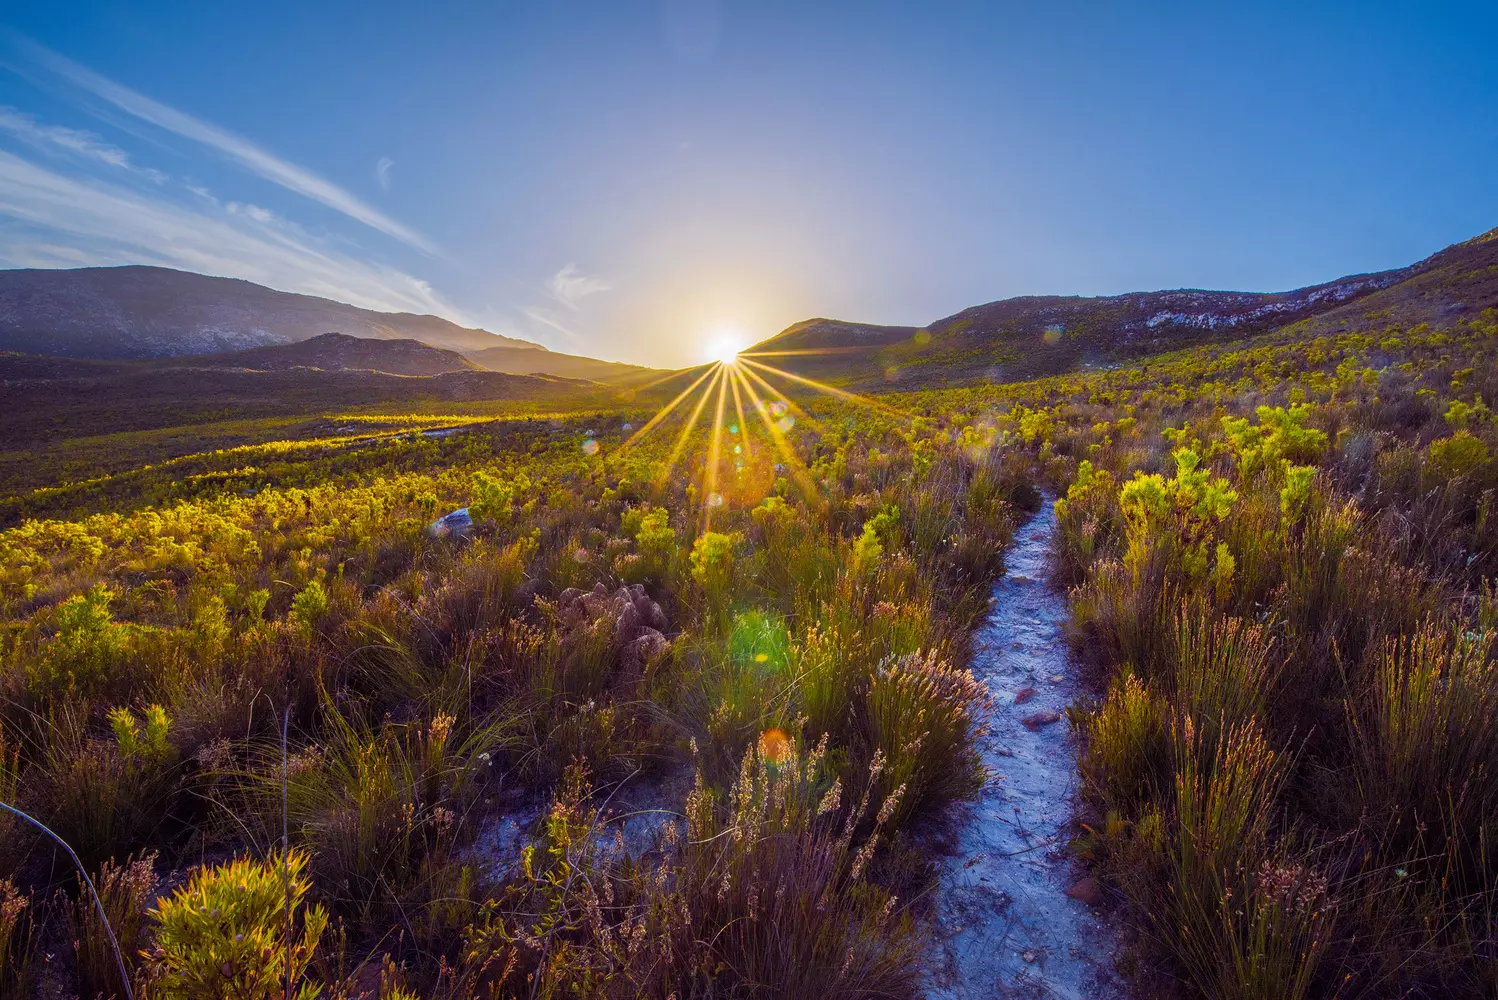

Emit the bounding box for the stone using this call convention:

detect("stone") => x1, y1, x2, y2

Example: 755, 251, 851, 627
1065, 877, 1102, 906
429, 507, 474, 539
1022, 710, 1062, 731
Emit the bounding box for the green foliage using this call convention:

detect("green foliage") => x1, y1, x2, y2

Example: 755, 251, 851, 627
290, 578, 329, 633
109, 703, 173, 766
1427, 429, 1490, 479
689, 530, 735, 592
146, 850, 328, 1000
468, 467, 532, 526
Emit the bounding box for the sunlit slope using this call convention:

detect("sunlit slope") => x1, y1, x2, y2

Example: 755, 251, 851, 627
748, 225, 1498, 389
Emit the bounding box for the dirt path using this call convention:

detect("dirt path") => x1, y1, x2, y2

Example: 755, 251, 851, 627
926, 496, 1125, 1000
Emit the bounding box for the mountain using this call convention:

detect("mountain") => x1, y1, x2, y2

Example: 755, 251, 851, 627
467, 344, 656, 384
748, 226, 1498, 388
0, 265, 545, 359
187, 332, 481, 376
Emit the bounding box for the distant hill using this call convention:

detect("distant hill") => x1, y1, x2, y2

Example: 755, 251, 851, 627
188, 332, 481, 376
747, 226, 1498, 388
467, 344, 656, 384
0, 265, 545, 358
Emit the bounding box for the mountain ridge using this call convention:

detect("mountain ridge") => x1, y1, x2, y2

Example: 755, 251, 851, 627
0, 265, 546, 359
749, 226, 1498, 387
183, 331, 482, 376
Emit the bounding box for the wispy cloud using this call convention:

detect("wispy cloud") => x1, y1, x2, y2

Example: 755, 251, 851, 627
376, 156, 393, 192
4, 34, 438, 255
521, 305, 585, 343
0, 104, 166, 181
546, 262, 610, 309
0, 147, 466, 319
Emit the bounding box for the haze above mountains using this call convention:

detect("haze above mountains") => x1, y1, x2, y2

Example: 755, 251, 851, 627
2, 224, 1496, 391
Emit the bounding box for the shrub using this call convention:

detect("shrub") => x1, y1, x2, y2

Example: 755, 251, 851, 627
1427, 429, 1490, 480
145, 850, 328, 1000
866, 649, 990, 823
290, 579, 329, 634
469, 468, 531, 527
1163, 720, 1331, 1000
66, 852, 158, 1000
39, 709, 178, 868
0, 879, 39, 1000
1351, 626, 1498, 885
1081, 670, 1170, 817
1173, 609, 1276, 753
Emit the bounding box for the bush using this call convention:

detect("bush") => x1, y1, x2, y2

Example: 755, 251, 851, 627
66, 852, 158, 1000
0, 879, 39, 1000
866, 649, 989, 823
145, 850, 328, 1000
1081, 669, 1170, 817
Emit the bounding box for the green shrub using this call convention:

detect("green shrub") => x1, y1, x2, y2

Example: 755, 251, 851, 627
1081, 670, 1170, 817
290, 579, 328, 634
1427, 429, 1490, 480
146, 850, 328, 1000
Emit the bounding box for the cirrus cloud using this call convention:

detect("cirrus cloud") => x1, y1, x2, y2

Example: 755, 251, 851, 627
546, 262, 611, 310
0, 146, 468, 320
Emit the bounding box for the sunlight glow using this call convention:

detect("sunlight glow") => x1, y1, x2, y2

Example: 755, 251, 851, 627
705, 331, 747, 367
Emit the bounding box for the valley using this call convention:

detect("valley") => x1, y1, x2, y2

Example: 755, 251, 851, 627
2, 227, 1498, 998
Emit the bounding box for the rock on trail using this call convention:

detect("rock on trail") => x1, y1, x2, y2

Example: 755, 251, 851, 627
925, 496, 1125, 1000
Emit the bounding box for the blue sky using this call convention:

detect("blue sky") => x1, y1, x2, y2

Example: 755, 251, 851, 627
1, 2, 1495, 366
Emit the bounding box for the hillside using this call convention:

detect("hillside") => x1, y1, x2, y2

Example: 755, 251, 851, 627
187, 332, 481, 376
467, 344, 657, 384
0, 360, 604, 450
748, 226, 1498, 388
0, 265, 545, 358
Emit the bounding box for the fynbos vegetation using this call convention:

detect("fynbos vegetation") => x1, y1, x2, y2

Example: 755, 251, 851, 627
4, 242, 1497, 997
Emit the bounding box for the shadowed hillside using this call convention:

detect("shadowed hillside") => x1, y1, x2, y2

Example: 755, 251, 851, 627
187, 332, 481, 376
467, 343, 658, 384
0, 265, 545, 357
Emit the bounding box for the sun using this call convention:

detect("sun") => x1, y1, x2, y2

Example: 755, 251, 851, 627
704, 332, 746, 366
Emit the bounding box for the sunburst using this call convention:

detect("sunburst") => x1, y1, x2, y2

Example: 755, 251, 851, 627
613, 344, 908, 531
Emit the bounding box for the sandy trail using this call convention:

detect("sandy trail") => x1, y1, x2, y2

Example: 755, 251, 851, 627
926, 496, 1125, 1000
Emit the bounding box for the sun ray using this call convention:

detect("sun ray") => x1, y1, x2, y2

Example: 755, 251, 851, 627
618, 363, 718, 453
736, 361, 821, 432
735, 364, 821, 503
740, 357, 910, 419
727, 363, 754, 464
702, 367, 730, 531
627, 362, 716, 396
659, 364, 723, 484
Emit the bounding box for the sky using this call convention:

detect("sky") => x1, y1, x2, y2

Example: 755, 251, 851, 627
1, 2, 1495, 368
